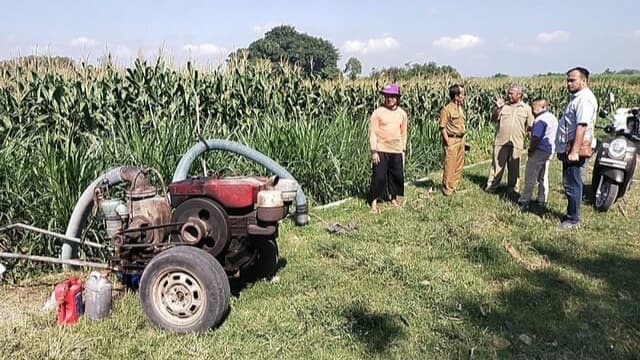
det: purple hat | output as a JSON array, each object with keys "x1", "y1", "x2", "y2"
[{"x1": 380, "y1": 84, "x2": 401, "y2": 96}]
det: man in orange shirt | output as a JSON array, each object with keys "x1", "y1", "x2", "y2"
[{"x1": 368, "y1": 84, "x2": 408, "y2": 213}]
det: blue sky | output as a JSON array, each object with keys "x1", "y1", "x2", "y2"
[{"x1": 1, "y1": 0, "x2": 639, "y2": 76}]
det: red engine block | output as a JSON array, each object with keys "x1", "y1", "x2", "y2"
[{"x1": 168, "y1": 176, "x2": 270, "y2": 209}]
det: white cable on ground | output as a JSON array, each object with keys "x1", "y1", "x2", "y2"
[
  {"x1": 312, "y1": 158, "x2": 494, "y2": 211},
  {"x1": 312, "y1": 152, "x2": 640, "y2": 211}
]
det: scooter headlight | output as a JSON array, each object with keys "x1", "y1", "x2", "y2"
[{"x1": 608, "y1": 138, "x2": 627, "y2": 159}]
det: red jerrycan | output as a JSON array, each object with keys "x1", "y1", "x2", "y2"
[{"x1": 54, "y1": 276, "x2": 84, "y2": 325}]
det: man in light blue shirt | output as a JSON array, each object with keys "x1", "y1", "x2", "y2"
[
  {"x1": 518, "y1": 98, "x2": 558, "y2": 208},
  {"x1": 555, "y1": 67, "x2": 598, "y2": 230}
]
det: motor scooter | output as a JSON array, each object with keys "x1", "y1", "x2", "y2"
[{"x1": 591, "y1": 94, "x2": 640, "y2": 211}]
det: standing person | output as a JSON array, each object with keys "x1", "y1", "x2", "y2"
[
  {"x1": 555, "y1": 67, "x2": 598, "y2": 230},
  {"x1": 485, "y1": 84, "x2": 534, "y2": 193},
  {"x1": 368, "y1": 84, "x2": 408, "y2": 213},
  {"x1": 517, "y1": 98, "x2": 558, "y2": 209},
  {"x1": 439, "y1": 84, "x2": 466, "y2": 196}
]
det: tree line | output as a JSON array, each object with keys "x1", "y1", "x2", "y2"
[{"x1": 3, "y1": 25, "x2": 639, "y2": 81}]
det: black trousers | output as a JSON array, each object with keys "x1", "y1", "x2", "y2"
[{"x1": 368, "y1": 152, "x2": 404, "y2": 204}]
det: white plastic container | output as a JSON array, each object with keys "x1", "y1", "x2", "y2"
[
  {"x1": 256, "y1": 190, "x2": 284, "y2": 208},
  {"x1": 85, "y1": 271, "x2": 112, "y2": 320}
]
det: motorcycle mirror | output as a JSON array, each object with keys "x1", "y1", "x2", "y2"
[{"x1": 599, "y1": 109, "x2": 608, "y2": 118}]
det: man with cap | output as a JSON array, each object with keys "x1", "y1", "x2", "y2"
[{"x1": 368, "y1": 83, "x2": 408, "y2": 213}]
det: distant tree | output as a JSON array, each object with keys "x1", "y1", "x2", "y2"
[
  {"x1": 491, "y1": 72, "x2": 509, "y2": 78},
  {"x1": 440, "y1": 65, "x2": 461, "y2": 78},
  {"x1": 244, "y1": 25, "x2": 340, "y2": 78},
  {"x1": 534, "y1": 72, "x2": 564, "y2": 77},
  {"x1": 0, "y1": 55, "x2": 75, "y2": 69},
  {"x1": 343, "y1": 57, "x2": 362, "y2": 80},
  {"x1": 596, "y1": 68, "x2": 640, "y2": 76},
  {"x1": 370, "y1": 61, "x2": 460, "y2": 80},
  {"x1": 226, "y1": 48, "x2": 251, "y2": 65},
  {"x1": 617, "y1": 68, "x2": 640, "y2": 75}
]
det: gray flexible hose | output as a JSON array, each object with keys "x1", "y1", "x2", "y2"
[
  {"x1": 61, "y1": 167, "x2": 126, "y2": 260},
  {"x1": 62, "y1": 140, "x2": 310, "y2": 260}
]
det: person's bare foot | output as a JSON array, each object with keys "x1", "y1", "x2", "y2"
[
  {"x1": 391, "y1": 199, "x2": 401, "y2": 208},
  {"x1": 370, "y1": 200, "x2": 378, "y2": 213}
]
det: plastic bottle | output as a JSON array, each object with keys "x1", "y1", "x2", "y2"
[{"x1": 85, "y1": 271, "x2": 112, "y2": 320}]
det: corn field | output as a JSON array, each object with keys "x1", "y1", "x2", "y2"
[{"x1": 1, "y1": 57, "x2": 639, "y2": 265}]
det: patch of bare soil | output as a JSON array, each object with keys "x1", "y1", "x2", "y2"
[
  {"x1": 0, "y1": 282, "x2": 54, "y2": 323},
  {"x1": 0, "y1": 271, "x2": 105, "y2": 323}
]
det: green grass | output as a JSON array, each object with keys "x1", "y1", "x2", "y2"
[{"x1": 1, "y1": 160, "x2": 640, "y2": 359}]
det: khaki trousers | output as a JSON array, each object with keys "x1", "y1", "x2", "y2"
[
  {"x1": 442, "y1": 137, "x2": 465, "y2": 194},
  {"x1": 519, "y1": 149, "x2": 552, "y2": 203},
  {"x1": 486, "y1": 145, "x2": 522, "y2": 191}
]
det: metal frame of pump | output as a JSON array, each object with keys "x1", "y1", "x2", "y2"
[{"x1": 0, "y1": 139, "x2": 309, "y2": 276}]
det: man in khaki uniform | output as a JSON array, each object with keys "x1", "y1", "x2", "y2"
[
  {"x1": 440, "y1": 84, "x2": 466, "y2": 196},
  {"x1": 485, "y1": 83, "x2": 534, "y2": 193}
]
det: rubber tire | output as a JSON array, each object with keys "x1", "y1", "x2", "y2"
[
  {"x1": 590, "y1": 170, "x2": 600, "y2": 203},
  {"x1": 139, "y1": 246, "x2": 230, "y2": 333},
  {"x1": 595, "y1": 180, "x2": 619, "y2": 212},
  {"x1": 252, "y1": 239, "x2": 279, "y2": 280}
]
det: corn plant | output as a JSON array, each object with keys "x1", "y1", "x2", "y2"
[{"x1": 1, "y1": 57, "x2": 639, "y2": 266}]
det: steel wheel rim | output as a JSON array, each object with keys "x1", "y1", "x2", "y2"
[{"x1": 151, "y1": 268, "x2": 205, "y2": 326}]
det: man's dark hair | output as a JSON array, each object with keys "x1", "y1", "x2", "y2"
[
  {"x1": 449, "y1": 84, "x2": 463, "y2": 100},
  {"x1": 567, "y1": 67, "x2": 590, "y2": 80},
  {"x1": 531, "y1": 97, "x2": 548, "y2": 110}
]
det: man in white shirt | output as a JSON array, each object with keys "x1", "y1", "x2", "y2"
[{"x1": 555, "y1": 67, "x2": 598, "y2": 230}]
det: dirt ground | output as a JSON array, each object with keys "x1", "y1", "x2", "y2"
[
  {"x1": 0, "y1": 281, "x2": 54, "y2": 322},
  {"x1": 0, "y1": 271, "x2": 125, "y2": 323}
]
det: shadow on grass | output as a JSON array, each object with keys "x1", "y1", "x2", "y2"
[
  {"x1": 583, "y1": 183, "x2": 595, "y2": 206},
  {"x1": 342, "y1": 302, "x2": 406, "y2": 354},
  {"x1": 465, "y1": 172, "x2": 566, "y2": 220},
  {"x1": 412, "y1": 178, "x2": 437, "y2": 189},
  {"x1": 466, "y1": 172, "x2": 520, "y2": 201},
  {"x1": 465, "y1": 173, "x2": 489, "y2": 190},
  {"x1": 523, "y1": 202, "x2": 565, "y2": 221},
  {"x1": 229, "y1": 257, "x2": 288, "y2": 296},
  {"x1": 461, "y1": 241, "x2": 640, "y2": 357}
]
